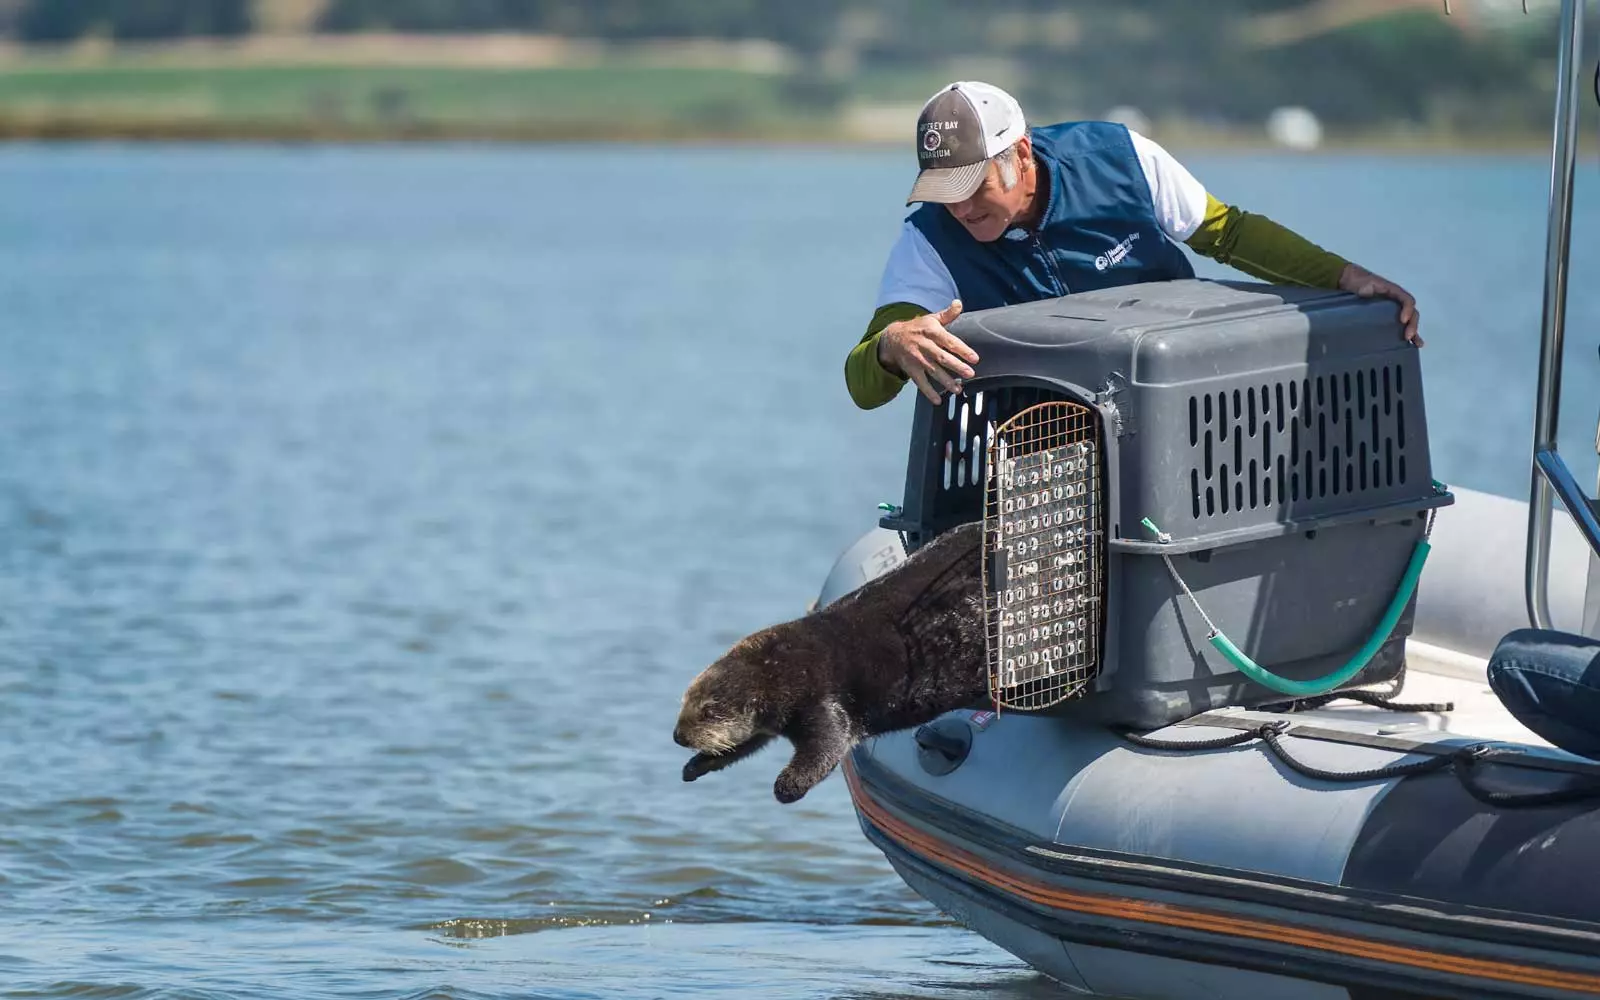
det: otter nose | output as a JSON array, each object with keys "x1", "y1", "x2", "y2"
[{"x1": 673, "y1": 726, "x2": 691, "y2": 748}]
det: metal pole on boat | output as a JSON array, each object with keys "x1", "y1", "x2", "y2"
[
  {"x1": 1587, "y1": 417, "x2": 1600, "y2": 634},
  {"x1": 1526, "y1": 0, "x2": 1589, "y2": 630}
]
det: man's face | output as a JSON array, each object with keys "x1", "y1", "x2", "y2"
[{"x1": 943, "y1": 146, "x2": 1031, "y2": 243}]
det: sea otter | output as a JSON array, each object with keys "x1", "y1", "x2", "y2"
[{"x1": 673, "y1": 520, "x2": 989, "y2": 803}]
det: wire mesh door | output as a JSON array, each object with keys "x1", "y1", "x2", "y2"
[{"x1": 982, "y1": 400, "x2": 1104, "y2": 710}]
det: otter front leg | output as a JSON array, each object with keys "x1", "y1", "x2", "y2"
[
  {"x1": 682, "y1": 733, "x2": 774, "y2": 782},
  {"x1": 774, "y1": 701, "x2": 857, "y2": 804}
]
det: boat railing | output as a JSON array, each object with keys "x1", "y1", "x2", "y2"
[
  {"x1": 1513, "y1": 0, "x2": 1600, "y2": 630},
  {"x1": 1443, "y1": 0, "x2": 1600, "y2": 632}
]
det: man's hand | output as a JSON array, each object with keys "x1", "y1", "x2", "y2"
[
  {"x1": 1338, "y1": 263, "x2": 1422, "y2": 347},
  {"x1": 877, "y1": 299, "x2": 981, "y2": 404}
]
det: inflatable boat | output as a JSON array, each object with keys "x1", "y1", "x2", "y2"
[
  {"x1": 822, "y1": 3, "x2": 1600, "y2": 996},
  {"x1": 824, "y1": 502, "x2": 1600, "y2": 999}
]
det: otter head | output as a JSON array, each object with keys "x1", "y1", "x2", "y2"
[{"x1": 672, "y1": 626, "x2": 792, "y2": 755}]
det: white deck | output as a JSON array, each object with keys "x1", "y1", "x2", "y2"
[{"x1": 1289, "y1": 638, "x2": 1552, "y2": 749}]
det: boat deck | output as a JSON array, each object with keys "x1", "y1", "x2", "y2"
[{"x1": 1289, "y1": 639, "x2": 1552, "y2": 749}]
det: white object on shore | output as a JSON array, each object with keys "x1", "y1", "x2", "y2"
[
  {"x1": 1266, "y1": 106, "x2": 1323, "y2": 150},
  {"x1": 1102, "y1": 105, "x2": 1151, "y2": 136}
]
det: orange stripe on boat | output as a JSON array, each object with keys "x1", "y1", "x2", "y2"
[{"x1": 843, "y1": 757, "x2": 1600, "y2": 995}]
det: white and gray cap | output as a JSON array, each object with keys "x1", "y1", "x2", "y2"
[{"x1": 906, "y1": 81, "x2": 1027, "y2": 206}]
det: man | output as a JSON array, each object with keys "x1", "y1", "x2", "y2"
[{"x1": 846, "y1": 81, "x2": 1422, "y2": 409}]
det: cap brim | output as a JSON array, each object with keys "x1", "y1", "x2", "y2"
[{"x1": 905, "y1": 160, "x2": 988, "y2": 205}]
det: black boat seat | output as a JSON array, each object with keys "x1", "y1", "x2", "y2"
[{"x1": 1488, "y1": 627, "x2": 1600, "y2": 759}]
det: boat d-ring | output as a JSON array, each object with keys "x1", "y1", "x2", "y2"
[{"x1": 914, "y1": 718, "x2": 973, "y2": 775}]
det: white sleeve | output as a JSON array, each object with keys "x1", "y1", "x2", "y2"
[
  {"x1": 874, "y1": 220, "x2": 959, "y2": 313},
  {"x1": 1128, "y1": 130, "x2": 1210, "y2": 243}
]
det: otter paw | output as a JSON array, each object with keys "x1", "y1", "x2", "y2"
[
  {"x1": 773, "y1": 776, "x2": 809, "y2": 804},
  {"x1": 682, "y1": 753, "x2": 718, "y2": 782}
]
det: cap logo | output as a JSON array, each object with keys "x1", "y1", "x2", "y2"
[{"x1": 921, "y1": 127, "x2": 943, "y2": 152}]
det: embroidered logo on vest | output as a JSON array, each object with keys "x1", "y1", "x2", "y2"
[{"x1": 1094, "y1": 231, "x2": 1141, "y2": 272}]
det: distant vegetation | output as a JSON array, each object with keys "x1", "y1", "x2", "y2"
[
  {"x1": 0, "y1": 0, "x2": 1584, "y2": 146},
  {"x1": 0, "y1": 61, "x2": 844, "y2": 141}
]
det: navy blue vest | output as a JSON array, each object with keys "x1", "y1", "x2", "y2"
[{"x1": 909, "y1": 121, "x2": 1195, "y2": 312}]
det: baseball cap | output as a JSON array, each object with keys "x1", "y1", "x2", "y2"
[{"x1": 907, "y1": 81, "x2": 1027, "y2": 206}]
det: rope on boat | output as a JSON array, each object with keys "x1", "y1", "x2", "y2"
[
  {"x1": 1259, "y1": 687, "x2": 1455, "y2": 715},
  {"x1": 1116, "y1": 721, "x2": 1454, "y2": 783},
  {"x1": 1112, "y1": 722, "x2": 1600, "y2": 808},
  {"x1": 1115, "y1": 726, "x2": 1263, "y2": 753},
  {"x1": 1258, "y1": 722, "x2": 1458, "y2": 782}
]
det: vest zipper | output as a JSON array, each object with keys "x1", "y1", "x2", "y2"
[{"x1": 1034, "y1": 232, "x2": 1069, "y2": 296}]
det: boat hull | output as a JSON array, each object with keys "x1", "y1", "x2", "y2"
[{"x1": 847, "y1": 719, "x2": 1600, "y2": 1000}]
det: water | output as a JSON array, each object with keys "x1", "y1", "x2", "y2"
[{"x1": 0, "y1": 143, "x2": 1596, "y2": 998}]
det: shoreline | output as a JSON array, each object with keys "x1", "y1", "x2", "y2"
[
  {"x1": 0, "y1": 30, "x2": 1579, "y2": 156},
  {"x1": 0, "y1": 35, "x2": 1578, "y2": 157},
  {"x1": 0, "y1": 115, "x2": 1583, "y2": 157}
]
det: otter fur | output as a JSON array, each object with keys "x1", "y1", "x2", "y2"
[{"x1": 673, "y1": 520, "x2": 989, "y2": 804}]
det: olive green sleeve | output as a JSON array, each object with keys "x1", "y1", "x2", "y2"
[
  {"x1": 845, "y1": 302, "x2": 930, "y2": 410},
  {"x1": 1183, "y1": 193, "x2": 1350, "y2": 288}
]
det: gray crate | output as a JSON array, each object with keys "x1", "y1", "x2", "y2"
[{"x1": 882, "y1": 279, "x2": 1453, "y2": 728}]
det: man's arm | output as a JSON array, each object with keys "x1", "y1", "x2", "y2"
[
  {"x1": 1132, "y1": 131, "x2": 1421, "y2": 345},
  {"x1": 846, "y1": 303, "x2": 925, "y2": 410},
  {"x1": 847, "y1": 300, "x2": 975, "y2": 409},
  {"x1": 1182, "y1": 192, "x2": 1347, "y2": 288},
  {"x1": 1183, "y1": 195, "x2": 1420, "y2": 344},
  {"x1": 848, "y1": 221, "x2": 975, "y2": 409}
]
